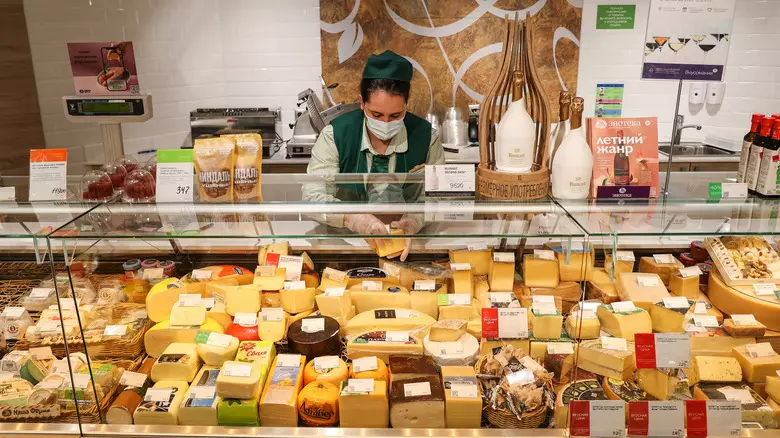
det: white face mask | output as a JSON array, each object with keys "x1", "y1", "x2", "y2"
[{"x1": 365, "y1": 112, "x2": 404, "y2": 141}]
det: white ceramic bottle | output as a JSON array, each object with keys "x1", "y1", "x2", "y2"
[
  {"x1": 495, "y1": 71, "x2": 536, "y2": 173},
  {"x1": 551, "y1": 97, "x2": 592, "y2": 199},
  {"x1": 548, "y1": 91, "x2": 572, "y2": 168}
]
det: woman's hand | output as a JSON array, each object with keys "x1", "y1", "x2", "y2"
[{"x1": 389, "y1": 216, "x2": 422, "y2": 261}]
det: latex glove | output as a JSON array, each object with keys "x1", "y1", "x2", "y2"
[
  {"x1": 344, "y1": 213, "x2": 389, "y2": 250},
  {"x1": 389, "y1": 216, "x2": 423, "y2": 261}
]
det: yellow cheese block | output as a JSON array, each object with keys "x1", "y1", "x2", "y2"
[
  {"x1": 133, "y1": 380, "x2": 189, "y2": 425},
  {"x1": 766, "y1": 376, "x2": 780, "y2": 401},
  {"x1": 375, "y1": 229, "x2": 406, "y2": 258},
  {"x1": 438, "y1": 303, "x2": 478, "y2": 321},
  {"x1": 522, "y1": 254, "x2": 559, "y2": 288},
  {"x1": 578, "y1": 338, "x2": 636, "y2": 381},
  {"x1": 531, "y1": 310, "x2": 563, "y2": 339},
  {"x1": 216, "y1": 360, "x2": 265, "y2": 399},
  {"x1": 169, "y1": 301, "x2": 207, "y2": 326},
  {"x1": 451, "y1": 266, "x2": 474, "y2": 295},
  {"x1": 151, "y1": 342, "x2": 203, "y2": 383},
  {"x1": 185, "y1": 277, "x2": 239, "y2": 298},
  {"x1": 225, "y1": 284, "x2": 261, "y2": 316},
  {"x1": 521, "y1": 281, "x2": 581, "y2": 314},
  {"x1": 178, "y1": 366, "x2": 221, "y2": 426},
  {"x1": 685, "y1": 356, "x2": 743, "y2": 386},
  {"x1": 586, "y1": 281, "x2": 620, "y2": 304},
  {"x1": 689, "y1": 329, "x2": 755, "y2": 358},
  {"x1": 473, "y1": 275, "x2": 490, "y2": 298},
  {"x1": 635, "y1": 368, "x2": 679, "y2": 401},
  {"x1": 441, "y1": 366, "x2": 481, "y2": 428},
  {"x1": 668, "y1": 272, "x2": 700, "y2": 299},
  {"x1": 732, "y1": 344, "x2": 780, "y2": 383},
  {"x1": 649, "y1": 301, "x2": 690, "y2": 333},
  {"x1": 196, "y1": 333, "x2": 239, "y2": 366},
  {"x1": 319, "y1": 268, "x2": 349, "y2": 291},
  {"x1": 253, "y1": 266, "x2": 287, "y2": 291},
  {"x1": 448, "y1": 249, "x2": 492, "y2": 276},
  {"x1": 596, "y1": 304, "x2": 652, "y2": 342},
  {"x1": 339, "y1": 379, "x2": 389, "y2": 428},
  {"x1": 590, "y1": 268, "x2": 615, "y2": 285},
  {"x1": 409, "y1": 288, "x2": 441, "y2": 319},
  {"x1": 348, "y1": 283, "x2": 411, "y2": 314},
  {"x1": 529, "y1": 339, "x2": 576, "y2": 363},
  {"x1": 549, "y1": 244, "x2": 594, "y2": 282},
  {"x1": 707, "y1": 271, "x2": 780, "y2": 331},
  {"x1": 280, "y1": 287, "x2": 316, "y2": 314},
  {"x1": 346, "y1": 331, "x2": 425, "y2": 363},
  {"x1": 767, "y1": 397, "x2": 780, "y2": 428},
  {"x1": 488, "y1": 258, "x2": 516, "y2": 292},
  {"x1": 565, "y1": 313, "x2": 600, "y2": 339},
  {"x1": 479, "y1": 339, "x2": 530, "y2": 357},
  {"x1": 257, "y1": 242, "x2": 290, "y2": 265},
  {"x1": 466, "y1": 318, "x2": 482, "y2": 340},
  {"x1": 638, "y1": 256, "x2": 683, "y2": 285},
  {"x1": 315, "y1": 290, "x2": 352, "y2": 318},
  {"x1": 144, "y1": 318, "x2": 224, "y2": 358},
  {"x1": 604, "y1": 254, "x2": 634, "y2": 276},
  {"x1": 302, "y1": 357, "x2": 349, "y2": 387},
  {"x1": 258, "y1": 354, "x2": 306, "y2": 427},
  {"x1": 615, "y1": 273, "x2": 671, "y2": 311},
  {"x1": 344, "y1": 308, "x2": 436, "y2": 339},
  {"x1": 430, "y1": 320, "x2": 467, "y2": 342},
  {"x1": 258, "y1": 310, "x2": 288, "y2": 342},
  {"x1": 146, "y1": 278, "x2": 189, "y2": 323}
]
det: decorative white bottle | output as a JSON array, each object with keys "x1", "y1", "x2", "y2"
[
  {"x1": 551, "y1": 97, "x2": 592, "y2": 199},
  {"x1": 494, "y1": 71, "x2": 536, "y2": 173},
  {"x1": 548, "y1": 91, "x2": 572, "y2": 168}
]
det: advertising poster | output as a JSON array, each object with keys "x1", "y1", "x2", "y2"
[
  {"x1": 67, "y1": 41, "x2": 140, "y2": 95},
  {"x1": 595, "y1": 84, "x2": 624, "y2": 118},
  {"x1": 641, "y1": 0, "x2": 735, "y2": 81}
]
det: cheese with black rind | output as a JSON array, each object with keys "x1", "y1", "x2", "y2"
[
  {"x1": 286, "y1": 316, "x2": 341, "y2": 359},
  {"x1": 553, "y1": 379, "x2": 607, "y2": 429},
  {"x1": 388, "y1": 355, "x2": 438, "y2": 384},
  {"x1": 389, "y1": 376, "x2": 445, "y2": 428}
]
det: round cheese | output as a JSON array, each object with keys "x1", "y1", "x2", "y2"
[
  {"x1": 303, "y1": 357, "x2": 348, "y2": 387},
  {"x1": 423, "y1": 333, "x2": 479, "y2": 366},
  {"x1": 602, "y1": 377, "x2": 647, "y2": 402},
  {"x1": 145, "y1": 278, "x2": 188, "y2": 322},
  {"x1": 554, "y1": 379, "x2": 607, "y2": 428},
  {"x1": 707, "y1": 271, "x2": 780, "y2": 331},
  {"x1": 225, "y1": 323, "x2": 260, "y2": 341},
  {"x1": 297, "y1": 381, "x2": 339, "y2": 427},
  {"x1": 349, "y1": 358, "x2": 388, "y2": 382},
  {"x1": 287, "y1": 316, "x2": 341, "y2": 358}
]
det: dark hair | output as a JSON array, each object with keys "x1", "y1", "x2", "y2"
[{"x1": 360, "y1": 78, "x2": 410, "y2": 103}]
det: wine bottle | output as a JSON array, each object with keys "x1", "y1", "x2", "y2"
[
  {"x1": 494, "y1": 71, "x2": 536, "y2": 173},
  {"x1": 551, "y1": 97, "x2": 592, "y2": 199},
  {"x1": 549, "y1": 91, "x2": 572, "y2": 168},
  {"x1": 746, "y1": 117, "x2": 774, "y2": 193},
  {"x1": 736, "y1": 114, "x2": 764, "y2": 183},
  {"x1": 756, "y1": 119, "x2": 780, "y2": 196},
  {"x1": 613, "y1": 129, "x2": 631, "y2": 186}
]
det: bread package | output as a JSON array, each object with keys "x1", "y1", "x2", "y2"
[
  {"x1": 194, "y1": 138, "x2": 236, "y2": 202},
  {"x1": 222, "y1": 133, "x2": 263, "y2": 201}
]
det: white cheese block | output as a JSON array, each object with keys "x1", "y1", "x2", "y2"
[
  {"x1": 133, "y1": 381, "x2": 189, "y2": 425},
  {"x1": 423, "y1": 333, "x2": 479, "y2": 367},
  {"x1": 151, "y1": 343, "x2": 202, "y2": 383},
  {"x1": 169, "y1": 301, "x2": 207, "y2": 326},
  {"x1": 178, "y1": 366, "x2": 221, "y2": 426},
  {"x1": 195, "y1": 333, "x2": 239, "y2": 366}
]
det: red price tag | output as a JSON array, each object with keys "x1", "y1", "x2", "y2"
[
  {"x1": 634, "y1": 333, "x2": 658, "y2": 369},
  {"x1": 481, "y1": 308, "x2": 498, "y2": 339},
  {"x1": 628, "y1": 401, "x2": 650, "y2": 436},
  {"x1": 686, "y1": 400, "x2": 708, "y2": 437},
  {"x1": 569, "y1": 400, "x2": 592, "y2": 436},
  {"x1": 265, "y1": 253, "x2": 281, "y2": 267},
  {"x1": 686, "y1": 400, "x2": 741, "y2": 437}
]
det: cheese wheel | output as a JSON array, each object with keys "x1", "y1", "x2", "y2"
[
  {"x1": 349, "y1": 357, "x2": 388, "y2": 382},
  {"x1": 707, "y1": 271, "x2": 780, "y2": 331},
  {"x1": 145, "y1": 278, "x2": 188, "y2": 322},
  {"x1": 144, "y1": 318, "x2": 224, "y2": 358},
  {"x1": 297, "y1": 381, "x2": 340, "y2": 427},
  {"x1": 287, "y1": 316, "x2": 341, "y2": 358},
  {"x1": 553, "y1": 379, "x2": 607, "y2": 429},
  {"x1": 303, "y1": 357, "x2": 349, "y2": 387}
]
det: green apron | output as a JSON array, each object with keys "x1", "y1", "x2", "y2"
[{"x1": 331, "y1": 110, "x2": 430, "y2": 201}]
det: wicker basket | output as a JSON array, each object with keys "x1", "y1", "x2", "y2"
[
  {"x1": 0, "y1": 262, "x2": 65, "y2": 280},
  {"x1": 474, "y1": 355, "x2": 551, "y2": 429}
]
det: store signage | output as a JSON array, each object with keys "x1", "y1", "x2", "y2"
[
  {"x1": 708, "y1": 182, "x2": 747, "y2": 199},
  {"x1": 569, "y1": 400, "x2": 626, "y2": 436},
  {"x1": 628, "y1": 401, "x2": 684, "y2": 437},
  {"x1": 596, "y1": 5, "x2": 635, "y2": 30},
  {"x1": 685, "y1": 400, "x2": 741, "y2": 437},
  {"x1": 481, "y1": 307, "x2": 528, "y2": 339},
  {"x1": 67, "y1": 41, "x2": 140, "y2": 95},
  {"x1": 29, "y1": 149, "x2": 68, "y2": 201},
  {"x1": 156, "y1": 149, "x2": 194, "y2": 203},
  {"x1": 424, "y1": 164, "x2": 476, "y2": 197},
  {"x1": 634, "y1": 333, "x2": 690, "y2": 368}
]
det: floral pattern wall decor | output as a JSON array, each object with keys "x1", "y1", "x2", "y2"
[{"x1": 320, "y1": 0, "x2": 582, "y2": 122}]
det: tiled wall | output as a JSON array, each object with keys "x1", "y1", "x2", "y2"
[
  {"x1": 577, "y1": 0, "x2": 780, "y2": 148},
  {"x1": 24, "y1": 0, "x2": 322, "y2": 162}
]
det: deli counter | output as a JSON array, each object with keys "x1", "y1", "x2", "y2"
[{"x1": 0, "y1": 172, "x2": 778, "y2": 438}]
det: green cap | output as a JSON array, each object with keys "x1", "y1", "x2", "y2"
[{"x1": 362, "y1": 50, "x2": 413, "y2": 82}]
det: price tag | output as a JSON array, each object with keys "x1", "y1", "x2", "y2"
[
  {"x1": 234, "y1": 312, "x2": 258, "y2": 326},
  {"x1": 156, "y1": 149, "x2": 194, "y2": 202},
  {"x1": 29, "y1": 149, "x2": 68, "y2": 201},
  {"x1": 191, "y1": 269, "x2": 212, "y2": 281},
  {"x1": 466, "y1": 242, "x2": 488, "y2": 251},
  {"x1": 679, "y1": 266, "x2": 702, "y2": 278},
  {"x1": 616, "y1": 251, "x2": 635, "y2": 262},
  {"x1": 494, "y1": 252, "x2": 515, "y2": 263},
  {"x1": 202, "y1": 297, "x2": 215, "y2": 309},
  {"x1": 532, "y1": 302, "x2": 557, "y2": 316},
  {"x1": 482, "y1": 307, "x2": 528, "y2": 339},
  {"x1": 103, "y1": 325, "x2": 128, "y2": 337},
  {"x1": 753, "y1": 283, "x2": 776, "y2": 296},
  {"x1": 686, "y1": 400, "x2": 741, "y2": 437},
  {"x1": 119, "y1": 370, "x2": 148, "y2": 388},
  {"x1": 386, "y1": 331, "x2": 409, "y2": 342},
  {"x1": 451, "y1": 383, "x2": 478, "y2": 398},
  {"x1": 30, "y1": 288, "x2": 54, "y2": 299},
  {"x1": 489, "y1": 292, "x2": 513, "y2": 304},
  {"x1": 393, "y1": 309, "x2": 413, "y2": 318},
  {"x1": 653, "y1": 254, "x2": 676, "y2": 264},
  {"x1": 301, "y1": 318, "x2": 325, "y2": 333},
  {"x1": 533, "y1": 249, "x2": 555, "y2": 261},
  {"x1": 746, "y1": 343, "x2": 777, "y2": 358},
  {"x1": 547, "y1": 342, "x2": 574, "y2": 355},
  {"x1": 612, "y1": 301, "x2": 637, "y2": 313},
  {"x1": 261, "y1": 307, "x2": 284, "y2": 322},
  {"x1": 570, "y1": 400, "x2": 626, "y2": 437},
  {"x1": 532, "y1": 295, "x2": 555, "y2": 305},
  {"x1": 637, "y1": 275, "x2": 661, "y2": 287},
  {"x1": 0, "y1": 187, "x2": 16, "y2": 201},
  {"x1": 278, "y1": 255, "x2": 303, "y2": 281},
  {"x1": 29, "y1": 347, "x2": 54, "y2": 360},
  {"x1": 449, "y1": 262, "x2": 472, "y2": 271},
  {"x1": 414, "y1": 280, "x2": 436, "y2": 291},
  {"x1": 635, "y1": 333, "x2": 690, "y2": 368},
  {"x1": 324, "y1": 286, "x2": 346, "y2": 297},
  {"x1": 438, "y1": 293, "x2": 471, "y2": 306},
  {"x1": 708, "y1": 182, "x2": 748, "y2": 200},
  {"x1": 602, "y1": 336, "x2": 628, "y2": 351},
  {"x1": 276, "y1": 354, "x2": 302, "y2": 368},
  {"x1": 223, "y1": 363, "x2": 253, "y2": 377},
  {"x1": 628, "y1": 401, "x2": 684, "y2": 437},
  {"x1": 404, "y1": 381, "x2": 432, "y2": 397},
  {"x1": 189, "y1": 385, "x2": 216, "y2": 399},
  {"x1": 581, "y1": 302, "x2": 601, "y2": 312},
  {"x1": 439, "y1": 342, "x2": 464, "y2": 355},
  {"x1": 731, "y1": 314, "x2": 757, "y2": 326},
  {"x1": 206, "y1": 332, "x2": 233, "y2": 348},
  {"x1": 352, "y1": 356, "x2": 378, "y2": 373},
  {"x1": 693, "y1": 302, "x2": 708, "y2": 315},
  {"x1": 284, "y1": 281, "x2": 306, "y2": 291},
  {"x1": 424, "y1": 164, "x2": 476, "y2": 197},
  {"x1": 72, "y1": 373, "x2": 91, "y2": 389},
  {"x1": 2, "y1": 307, "x2": 25, "y2": 318},
  {"x1": 347, "y1": 378, "x2": 375, "y2": 393},
  {"x1": 506, "y1": 369, "x2": 535, "y2": 386},
  {"x1": 362, "y1": 281, "x2": 383, "y2": 291},
  {"x1": 322, "y1": 268, "x2": 346, "y2": 283},
  {"x1": 693, "y1": 315, "x2": 719, "y2": 328},
  {"x1": 255, "y1": 266, "x2": 276, "y2": 277},
  {"x1": 717, "y1": 387, "x2": 755, "y2": 403},
  {"x1": 178, "y1": 294, "x2": 202, "y2": 307},
  {"x1": 314, "y1": 356, "x2": 339, "y2": 372},
  {"x1": 519, "y1": 355, "x2": 544, "y2": 372},
  {"x1": 143, "y1": 268, "x2": 164, "y2": 280},
  {"x1": 663, "y1": 296, "x2": 690, "y2": 309},
  {"x1": 144, "y1": 387, "x2": 173, "y2": 402}
]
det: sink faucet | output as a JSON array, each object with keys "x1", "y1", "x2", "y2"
[{"x1": 671, "y1": 114, "x2": 702, "y2": 146}]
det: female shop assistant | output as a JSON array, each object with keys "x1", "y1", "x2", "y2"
[{"x1": 305, "y1": 50, "x2": 445, "y2": 260}]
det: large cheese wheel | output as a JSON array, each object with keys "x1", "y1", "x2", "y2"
[
  {"x1": 553, "y1": 379, "x2": 607, "y2": 429},
  {"x1": 144, "y1": 318, "x2": 224, "y2": 358},
  {"x1": 303, "y1": 357, "x2": 348, "y2": 387},
  {"x1": 146, "y1": 278, "x2": 188, "y2": 322},
  {"x1": 707, "y1": 271, "x2": 780, "y2": 331}
]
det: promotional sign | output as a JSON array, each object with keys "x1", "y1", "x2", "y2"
[
  {"x1": 29, "y1": 149, "x2": 68, "y2": 201},
  {"x1": 588, "y1": 117, "x2": 660, "y2": 198},
  {"x1": 642, "y1": 0, "x2": 736, "y2": 81},
  {"x1": 569, "y1": 400, "x2": 626, "y2": 437},
  {"x1": 685, "y1": 400, "x2": 741, "y2": 437},
  {"x1": 156, "y1": 149, "x2": 194, "y2": 203},
  {"x1": 67, "y1": 42, "x2": 140, "y2": 95},
  {"x1": 634, "y1": 333, "x2": 690, "y2": 368},
  {"x1": 424, "y1": 164, "x2": 476, "y2": 197},
  {"x1": 628, "y1": 401, "x2": 685, "y2": 437}
]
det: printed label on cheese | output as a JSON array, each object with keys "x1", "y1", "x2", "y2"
[
  {"x1": 752, "y1": 283, "x2": 776, "y2": 295},
  {"x1": 224, "y1": 362, "x2": 253, "y2": 377},
  {"x1": 663, "y1": 297, "x2": 690, "y2": 309},
  {"x1": 693, "y1": 302, "x2": 707, "y2": 315},
  {"x1": 693, "y1": 315, "x2": 718, "y2": 328},
  {"x1": 653, "y1": 254, "x2": 676, "y2": 264},
  {"x1": 637, "y1": 275, "x2": 661, "y2": 287},
  {"x1": 746, "y1": 343, "x2": 777, "y2": 358},
  {"x1": 324, "y1": 286, "x2": 346, "y2": 297},
  {"x1": 612, "y1": 301, "x2": 637, "y2": 313},
  {"x1": 178, "y1": 294, "x2": 202, "y2": 307},
  {"x1": 450, "y1": 263, "x2": 472, "y2": 271},
  {"x1": 234, "y1": 312, "x2": 258, "y2": 326},
  {"x1": 404, "y1": 381, "x2": 431, "y2": 397},
  {"x1": 616, "y1": 251, "x2": 635, "y2": 262},
  {"x1": 256, "y1": 266, "x2": 276, "y2": 277},
  {"x1": 716, "y1": 387, "x2": 755, "y2": 403},
  {"x1": 374, "y1": 309, "x2": 414, "y2": 319},
  {"x1": 506, "y1": 369, "x2": 535, "y2": 386},
  {"x1": 284, "y1": 280, "x2": 306, "y2": 290},
  {"x1": 202, "y1": 297, "x2": 215, "y2": 309},
  {"x1": 314, "y1": 355, "x2": 339, "y2": 372},
  {"x1": 533, "y1": 302, "x2": 557, "y2": 316},
  {"x1": 191, "y1": 269, "x2": 213, "y2": 280},
  {"x1": 276, "y1": 354, "x2": 303, "y2": 368},
  {"x1": 731, "y1": 314, "x2": 757, "y2": 326},
  {"x1": 119, "y1": 370, "x2": 148, "y2": 388},
  {"x1": 352, "y1": 356, "x2": 378, "y2": 373},
  {"x1": 602, "y1": 336, "x2": 628, "y2": 351},
  {"x1": 206, "y1": 332, "x2": 233, "y2": 348},
  {"x1": 438, "y1": 342, "x2": 464, "y2": 355},
  {"x1": 362, "y1": 281, "x2": 382, "y2": 291},
  {"x1": 414, "y1": 280, "x2": 436, "y2": 291},
  {"x1": 29, "y1": 347, "x2": 54, "y2": 360},
  {"x1": 386, "y1": 331, "x2": 409, "y2": 342},
  {"x1": 678, "y1": 266, "x2": 702, "y2": 278},
  {"x1": 261, "y1": 307, "x2": 284, "y2": 322},
  {"x1": 628, "y1": 401, "x2": 684, "y2": 437},
  {"x1": 323, "y1": 267, "x2": 346, "y2": 283},
  {"x1": 30, "y1": 288, "x2": 54, "y2": 299},
  {"x1": 494, "y1": 252, "x2": 516, "y2": 262},
  {"x1": 547, "y1": 342, "x2": 574, "y2": 355},
  {"x1": 189, "y1": 385, "x2": 216, "y2": 399},
  {"x1": 278, "y1": 255, "x2": 303, "y2": 281},
  {"x1": 450, "y1": 383, "x2": 478, "y2": 398},
  {"x1": 438, "y1": 293, "x2": 471, "y2": 306},
  {"x1": 144, "y1": 387, "x2": 173, "y2": 402},
  {"x1": 490, "y1": 292, "x2": 513, "y2": 304},
  {"x1": 346, "y1": 378, "x2": 374, "y2": 393},
  {"x1": 533, "y1": 250, "x2": 555, "y2": 261},
  {"x1": 302, "y1": 318, "x2": 325, "y2": 333}
]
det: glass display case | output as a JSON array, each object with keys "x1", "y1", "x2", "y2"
[{"x1": 0, "y1": 173, "x2": 779, "y2": 437}]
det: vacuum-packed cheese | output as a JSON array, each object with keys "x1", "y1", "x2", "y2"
[
  {"x1": 195, "y1": 332, "x2": 239, "y2": 366},
  {"x1": 258, "y1": 354, "x2": 306, "y2": 427},
  {"x1": 178, "y1": 366, "x2": 221, "y2": 426},
  {"x1": 151, "y1": 343, "x2": 202, "y2": 383},
  {"x1": 216, "y1": 360, "x2": 265, "y2": 399},
  {"x1": 133, "y1": 381, "x2": 189, "y2": 425}
]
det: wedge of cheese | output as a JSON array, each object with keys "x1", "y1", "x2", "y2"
[
  {"x1": 258, "y1": 309, "x2": 288, "y2": 342},
  {"x1": 144, "y1": 318, "x2": 224, "y2": 358},
  {"x1": 216, "y1": 360, "x2": 266, "y2": 399},
  {"x1": 448, "y1": 249, "x2": 492, "y2": 276},
  {"x1": 346, "y1": 330, "x2": 425, "y2": 363},
  {"x1": 596, "y1": 304, "x2": 651, "y2": 342},
  {"x1": 253, "y1": 266, "x2": 286, "y2": 291},
  {"x1": 258, "y1": 242, "x2": 290, "y2": 265},
  {"x1": 578, "y1": 338, "x2": 636, "y2": 381},
  {"x1": 258, "y1": 354, "x2": 306, "y2": 427},
  {"x1": 280, "y1": 287, "x2": 316, "y2": 314},
  {"x1": 146, "y1": 278, "x2": 189, "y2": 322},
  {"x1": 523, "y1": 254, "x2": 559, "y2": 288},
  {"x1": 732, "y1": 344, "x2": 780, "y2": 383},
  {"x1": 315, "y1": 290, "x2": 352, "y2": 319},
  {"x1": 195, "y1": 333, "x2": 239, "y2": 366},
  {"x1": 685, "y1": 356, "x2": 743, "y2": 386},
  {"x1": 224, "y1": 284, "x2": 261, "y2": 316},
  {"x1": 638, "y1": 256, "x2": 683, "y2": 286},
  {"x1": 169, "y1": 301, "x2": 207, "y2": 326}
]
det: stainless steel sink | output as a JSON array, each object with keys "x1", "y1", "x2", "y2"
[{"x1": 659, "y1": 142, "x2": 735, "y2": 156}]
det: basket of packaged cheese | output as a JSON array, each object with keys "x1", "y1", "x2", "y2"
[
  {"x1": 14, "y1": 303, "x2": 151, "y2": 360},
  {"x1": 474, "y1": 344, "x2": 554, "y2": 429}
]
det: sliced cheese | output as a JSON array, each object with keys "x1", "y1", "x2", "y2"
[{"x1": 489, "y1": 257, "x2": 515, "y2": 291}]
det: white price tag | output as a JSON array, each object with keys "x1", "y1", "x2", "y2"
[
  {"x1": 144, "y1": 387, "x2": 173, "y2": 402},
  {"x1": 189, "y1": 385, "x2": 216, "y2": 399},
  {"x1": 404, "y1": 381, "x2": 432, "y2": 397},
  {"x1": 362, "y1": 281, "x2": 382, "y2": 291},
  {"x1": 731, "y1": 314, "x2": 758, "y2": 326},
  {"x1": 489, "y1": 292, "x2": 513, "y2": 304},
  {"x1": 255, "y1": 266, "x2": 276, "y2": 277},
  {"x1": 615, "y1": 251, "x2": 635, "y2": 262},
  {"x1": 753, "y1": 283, "x2": 776, "y2": 296},
  {"x1": 717, "y1": 387, "x2": 755, "y2": 403},
  {"x1": 72, "y1": 373, "x2": 91, "y2": 389},
  {"x1": 260, "y1": 307, "x2": 284, "y2": 322},
  {"x1": 719, "y1": 183, "x2": 748, "y2": 199},
  {"x1": 450, "y1": 262, "x2": 472, "y2": 271},
  {"x1": 143, "y1": 268, "x2": 164, "y2": 280},
  {"x1": 653, "y1": 254, "x2": 676, "y2": 264},
  {"x1": 284, "y1": 281, "x2": 306, "y2": 291},
  {"x1": 612, "y1": 301, "x2": 637, "y2": 313},
  {"x1": 191, "y1": 269, "x2": 212, "y2": 280},
  {"x1": 314, "y1": 356, "x2": 339, "y2": 372},
  {"x1": 352, "y1": 356, "x2": 378, "y2": 373},
  {"x1": 439, "y1": 342, "x2": 464, "y2": 355},
  {"x1": 645, "y1": 401, "x2": 685, "y2": 437},
  {"x1": 278, "y1": 255, "x2": 303, "y2": 281},
  {"x1": 450, "y1": 383, "x2": 478, "y2": 399},
  {"x1": 393, "y1": 309, "x2": 413, "y2": 318},
  {"x1": 693, "y1": 301, "x2": 708, "y2": 314},
  {"x1": 704, "y1": 401, "x2": 743, "y2": 437},
  {"x1": 0, "y1": 187, "x2": 16, "y2": 201},
  {"x1": 693, "y1": 315, "x2": 719, "y2": 328},
  {"x1": 532, "y1": 295, "x2": 555, "y2": 305},
  {"x1": 155, "y1": 149, "x2": 194, "y2": 202},
  {"x1": 29, "y1": 149, "x2": 68, "y2": 201},
  {"x1": 324, "y1": 286, "x2": 346, "y2": 297},
  {"x1": 547, "y1": 342, "x2": 574, "y2": 355},
  {"x1": 2, "y1": 307, "x2": 25, "y2": 318},
  {"x1": 386, "y1": 331, "x2": 409, "y2": 342},
  {"x1": 301, "y1": 318, "x2": 325, "y2": 333},
  {"x1": 494, "y1": 252, "x2": 515, "y2": 263},
  {"x1": 746, "y1": 343, "x2": 777, "y2": 358},
  {"x1": 678, "y1": 266, "x2": 702, "y2": 278},
  {"x1": 498, "y1": 308, "x2": 528, "y2": 339},
  {"x1": 234, "y1": 312, "x2": 258, "y2": 326},
  {"x1": 466, "y1": 242, "x2": 488, "y2": 251},
  {"x1": 413, "y1": 280, "x2": 436, "y2": 291},
  {"x1": 519, "y1": 355, "x2": 544, "y2": 372},
  {"x1": 446, "y1": 294, "x2": 471, "y2": 305},
  {"x1": 532, "y1": 302, "x2": 557, "y2": 316},
  {"x1": 653, "y1": 333, "x2": 691, "y2": 368},
  {"x1": 178, "y1": 294, "x2": 202, "y2": 307},
  {"x1": 347, "y1": 378, "x2": 375, "y2": 393},
  {"x1": 103, "y1": 324, "x2": 128, "y2": 337},
  {"x1": 224, "y1": 363, "x2": 253, "y2": 377},
  {"x1": 637, "y1": 275, "x2": 660, "y2": 287},
  {"x1": 581, "y1": 302, "x2": 601, "y2": 312},
  {"x1": 588, "y1": 400, "x2": 626, "y2": 437},
  {"x1": 30, "y1": 288, "x2": 54, "y2": 299},
  {"x1": 424, "y1": 164, "x2": 476, "y2": 196},
  {"x1": 602, "y1": 336, "x2": 628, "y2": 351},
  {"x1": 276, "y1": 354, "x2": 302, "y2": 368},
  {"x1": 202, "y1": 297, "x2": 215, "y2": 309},
  {"x1": 506, "y1": 369, "x2": 535, "y2": 386},
  {"x1": 206, "y1": 332, "x2": 233, "y2": 348},
  {"x1": 663, "y1": 296, "x2": 690, "y2": 309},
  {"x1": 533, "y1": 250, "x2": 555, "y2": 261},
  {"x1": 119, "y1": 370, "x2": 148, "y2": 388},
  {"x1": 322, "y1": 268, "x2": 346, "y2": 283}
]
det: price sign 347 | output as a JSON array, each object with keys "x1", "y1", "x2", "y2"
[{"x1": 176, "y1": 186, "x2": 190, "y2": 195}]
